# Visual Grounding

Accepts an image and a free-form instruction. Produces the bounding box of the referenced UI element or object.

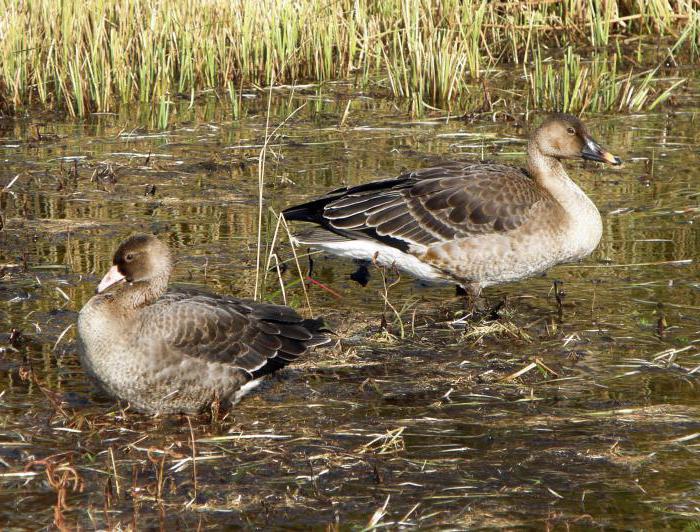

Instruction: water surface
[1,85,699,529]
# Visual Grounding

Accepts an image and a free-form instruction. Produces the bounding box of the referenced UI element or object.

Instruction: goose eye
[567,127,576,135]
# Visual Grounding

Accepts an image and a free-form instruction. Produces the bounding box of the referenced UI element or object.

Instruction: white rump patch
[303,238,448,284]
[231,378,263,405]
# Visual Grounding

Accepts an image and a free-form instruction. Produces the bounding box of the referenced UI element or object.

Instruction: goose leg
[350,261,371,287]
[458,282,483,314]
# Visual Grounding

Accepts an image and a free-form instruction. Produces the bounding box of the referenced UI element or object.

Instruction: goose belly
[77,306,130,387]
[78,307,160,407]
[422,225,598,288]
[78,303,239,414]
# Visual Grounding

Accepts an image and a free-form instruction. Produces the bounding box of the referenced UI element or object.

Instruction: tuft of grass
[382,0,492,114]
[526,46,688,113]
[357,426,406,455]
[462,320,532,344]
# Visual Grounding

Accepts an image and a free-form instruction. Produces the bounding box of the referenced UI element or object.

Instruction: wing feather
[140,292,328,377]
[305,162,547,248]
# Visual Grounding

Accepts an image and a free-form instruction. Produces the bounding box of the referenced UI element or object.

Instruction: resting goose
[284,114,621,300]
[77,235,328,414]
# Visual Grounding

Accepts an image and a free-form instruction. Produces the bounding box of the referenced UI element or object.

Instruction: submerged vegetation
[0,0,698,118]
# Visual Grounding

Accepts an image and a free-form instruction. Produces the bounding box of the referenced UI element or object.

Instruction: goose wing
[140,291,328,378]
[284,161,546,251]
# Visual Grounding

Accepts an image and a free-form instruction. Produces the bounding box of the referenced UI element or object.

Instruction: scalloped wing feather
[140,292,327,376]
[318,162,545,248]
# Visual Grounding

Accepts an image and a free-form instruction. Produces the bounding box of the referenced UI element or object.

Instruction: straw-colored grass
[0,0,698,117]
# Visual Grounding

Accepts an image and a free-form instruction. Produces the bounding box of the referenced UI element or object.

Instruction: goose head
[97,234,173,294]
[532,114,622,166]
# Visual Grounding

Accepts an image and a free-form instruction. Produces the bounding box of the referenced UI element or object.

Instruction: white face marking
[97,265,126,293]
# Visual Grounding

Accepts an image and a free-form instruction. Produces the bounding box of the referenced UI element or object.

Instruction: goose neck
[118,275,169,309]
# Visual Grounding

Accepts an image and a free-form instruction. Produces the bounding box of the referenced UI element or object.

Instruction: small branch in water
[53,324,74,352]
[306,276,342,299]
[656,302,667,338]
[3,174,21,191]
[186,416,198,499]
[109,446,120,499]
[552,280,565,317]
[502,362,537,382]
[563,259,693,268]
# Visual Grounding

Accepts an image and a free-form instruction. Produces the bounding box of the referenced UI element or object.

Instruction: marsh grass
[527,46,689,113]
[1,0,698,118]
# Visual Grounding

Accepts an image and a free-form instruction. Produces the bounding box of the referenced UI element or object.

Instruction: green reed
[527,46,688,113]
[0,0,697,119]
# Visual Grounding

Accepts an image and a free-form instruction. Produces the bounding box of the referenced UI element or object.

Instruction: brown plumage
[283,114,622,296]
[77,235,328,415]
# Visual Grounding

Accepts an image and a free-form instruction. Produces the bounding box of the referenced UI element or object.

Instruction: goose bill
[581,138,622,165]
[97,265,126,293]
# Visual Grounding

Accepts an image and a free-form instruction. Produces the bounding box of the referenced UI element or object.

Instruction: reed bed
[0,0,698,118]
[527,46,688,113]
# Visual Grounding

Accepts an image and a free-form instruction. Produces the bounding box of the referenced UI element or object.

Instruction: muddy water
[1,85,699,529]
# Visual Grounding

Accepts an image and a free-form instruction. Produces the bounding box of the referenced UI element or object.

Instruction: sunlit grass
[527,47,688,113]
[0,0,698,119]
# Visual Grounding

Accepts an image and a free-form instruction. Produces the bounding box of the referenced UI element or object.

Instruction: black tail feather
[282,176,412,224]
[250,317,331,379]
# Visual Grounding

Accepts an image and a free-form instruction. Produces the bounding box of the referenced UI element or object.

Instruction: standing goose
[78,235,328,415]
[283,114,622,300]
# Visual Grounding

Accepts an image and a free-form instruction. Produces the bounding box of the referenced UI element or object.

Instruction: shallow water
[1,84,699,529]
